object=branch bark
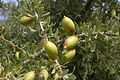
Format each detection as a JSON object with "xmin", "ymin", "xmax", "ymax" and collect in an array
[{"xmin": 0, "ymin": 36, "xmax": 23, "ymax": 51}]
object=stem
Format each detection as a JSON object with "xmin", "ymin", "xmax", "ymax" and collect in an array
[
  {"xmin": 78, "ymin": 32, "xmax": 118, "ymax": 37},
  {"xmin": 22, "ymin": 48, "xmax": 44, "ymax": 66},
  {"xmin": 55, "ymin": 59, "xmax": 65, "ymax": 80},
  {"xmin": 0, "ymin": 36, "xmax": 23, "ymax": 51}
]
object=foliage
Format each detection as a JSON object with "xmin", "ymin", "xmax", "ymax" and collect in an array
[{"xmin": 0, "ymin": 0, "xmax": 120, "ymax": 80}]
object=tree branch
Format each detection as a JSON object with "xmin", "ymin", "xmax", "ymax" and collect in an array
[
  {"xmin": 0, "ymin": 36, "xmax": 23, "ymax": 51},
  {"xmin": 78, "ymin": 32, "xmax": 119, "ymax": 37}
]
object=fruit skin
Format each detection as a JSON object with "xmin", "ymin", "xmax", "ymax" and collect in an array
[
  {"xmin": 111, "ymin": 9, "xmax": 116, "ymax": 18},
  {"xmin": 24, "ymin": 71, "xmax": 35, "ymax": 80},
  {"xmin": 62, "ymin": 16, "xmax": 75, "ymax": 35},
  {"xmin": 61, "ymin": 49, "xmax": 76, "ymax": 64},
  {"xmin": 39, "ymin": 69, "xmax": 48, "ymax": 80},
  {"xmin": 44, "ymin": 41, "xmax": 58, "ymax": 60},
  {"xmin": 20, "ymin": 15, "xmax": 35, "ymax": 25},
  {"xmin": 64, "ymin": 36, "xmax": 78, "ymax": 49}
]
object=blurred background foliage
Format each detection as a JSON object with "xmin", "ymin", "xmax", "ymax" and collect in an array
[{"xmin": 0, "ymin": 0, "xmax": 120, "ymax": 80}]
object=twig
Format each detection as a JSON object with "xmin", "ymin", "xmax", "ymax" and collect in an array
[
  {"xmin": 22, "ymin": 48, "xmax": 44, "ymax": 66},
  {"xmin": 40, "ymin": 21, "xmax": 48, "ymax": 41},
  {"xmin": 96, "ymin": 0, "xmax": 107, "ymax": 10},
  {"xmin": 78, "ymin": 32, "xmax": 119, "ymax": 37},
  {"xmin": 0, "ymin": 36, "xmax": 23, "ymax": 51},
  {"xmin": 55, "ymin": 59, "xmax": 65, "ymax": 80}
]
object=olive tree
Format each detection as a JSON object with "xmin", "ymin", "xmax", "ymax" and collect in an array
[{"xmin": 0, "ymin": 0, "xmax": 120, "ymax": 80}]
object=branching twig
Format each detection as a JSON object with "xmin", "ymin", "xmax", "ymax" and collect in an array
[
  {"xmin": 96, "ymin": 0, "xmax": 107, "ymax": 10},
  {"xmin": 22, "ymin": 48, "xmax": 44, "ymax": 66},
  {"xmin": 78, "ymin": 32, "xmax": 119, "ymax": 37},
  {"xmin": 0, "ymin": 36, "xmax": 23, "ymax": 51}
]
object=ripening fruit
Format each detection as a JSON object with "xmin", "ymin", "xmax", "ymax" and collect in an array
[
  {"xmin": 20, "ymin": 15, "xmax": 35, "ymax": 25},
  {"xmin": 24, "ymin": 71, "xmax": 35, "ymax": 80},
  {"xmin": 111, "ymin": 9, "xmax": 116, "ymax": 18},
  {"xmin": 44, "ymin": 41, "xmax": 58, "ymax": 60},
  {"xmin": 61, "ymin": 49, "xmax": 76, "ymax": 64},
  {"xmin": 64, "ymin": 36, "xmax": 78, "ymax": 49},
  {"xmin": 39, "ymin": 69, "xmax": 48, "ymax": 80},
  {"xmin": 62, "ymin": 16, "xmax": 75, "ymax": 35}
]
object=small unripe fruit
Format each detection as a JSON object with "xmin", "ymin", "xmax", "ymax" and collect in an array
[
  {"xmin": 20, "ymin": 15, "xmax": 35, "ymax": 25},
  {"xmin": 24, "ymin": 71, "xmax": 35, "ymax": 80},
  {"xmin": 15, "ymin": 52, "xmax": 19, "ymax": 60},
  {"xmin": 111, "ymin": 9, "xmax": 116, "ymax": 18},
  {"xmin": 39, "ymin": 69, "xmax": 48, "ymax": 80},
  {"xmin": 0, "ymin": 67, "xmax": 2, "ymax": 75},
  {"xmin": 61, "ymin": 49, "xmax": 76, "ymax": 64},
  {"xmin": 64, "ymin": 36, "xmax": 78, "ymax": 49},
  {"xmin": 105, "ymin": 10, "xmax": 108, "ymax": 14},
  {"xmin": 44, "ymin": 41, "xmax": 58, "ymax": 60},
  {"xmin": 62, "ymin": 16, "xmax": 75, "ymax": 35}
]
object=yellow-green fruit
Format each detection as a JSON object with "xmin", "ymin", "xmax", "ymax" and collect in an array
[
  {"xmin": 61, "ymin": 49, "xmax": 76, "ymax": 64},
  {"xmin": 62, "ymin": 16, "xmax": 75, "ymax": 35},
  {"xmin": 39, "ymin": 69, "xmax": 48, "ymax": 80},
  {"xmin": 20, "ymin": 16, "xmax": 35, "ymax": 25},
  {"xmin": 53, "ymin": 73, "xmax": 59, "ymax": 80},
  {"xmin": 44, "ymin": 41, "xmax": 58, "ymax": 60},
  {"xmin": 24, "ymin": 71, "xmax": 35, "ymax": 80},
  {"xmin": 64, "ymin": 36, "xmax": 78, "ymax": 49},
  {"xmin": 111, "ymin": 9, "xmax": 116, "ymax": 18},
  {"xmin": 0, "ymin": 67, "xmax": 2, "ymax": 75},
  {"xmin": 15, "ymin": 52, "xmax": 19, "ymax": 60},
  {"xmin": 105, "ymin": 10, "xmax": 108, "ymax": 14}
]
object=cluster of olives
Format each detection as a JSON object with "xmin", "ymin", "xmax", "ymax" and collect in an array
[
  {"xmin": 20, "ymin": 15, "xmax": 78, "ymax": 79},
  {"xmin": 105, "ymin": 9, "xmax": 116, "ymax": 18},
  {"xmin": 45, "ymin": 16, "xmax": 78, "ymax": 64},
  {"xmin": 20, "ymin": 14, "xmax": 36, "ymax": 25},
  {"xmin": 24, "ymin": 69, "xmax": 48, "ymax": 80}
]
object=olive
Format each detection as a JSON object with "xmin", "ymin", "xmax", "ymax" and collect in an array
[
  {"xmin": 44, "ymin": 41, "xmax": 58, "ymax": 60},
  {"xmin": 24, "ymin": 71, "xmax": 35, "ymax": 80},
  {"xmin": 15, "ymin": 52, "xmax": 19, "ymax": 60},
  {"xmin": 61, "ymin": 49, "xmax": 76, "ymax": 64},
  {"xmin": 39, "ymin": 69, "xmax": 48, "ymax": 80},
  {"xmin": 111, "ymin": 9, "xmax": 116, "ymax": 18},
  {"xmin": 62, "ymin": 16, "xmax": 75, "ymax": 35},
  {"xmin": 20, "ymin": 15, "xmax": 35, "ymax": 25},
  {"xmin": 64, "ymin": 36, "xmax": 78, "ymax": 49}
]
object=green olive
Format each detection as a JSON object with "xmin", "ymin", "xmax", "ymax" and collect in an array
[
  {"xmin": 24, "ymin": 71, "xmax": 35, "ymax": 80},
  {"xmin": 20, "ymin": 15, "xmax": 35, "ymax": 25},
  {"xmin": 61, "ymin": 49, "xmax": 76, "ymax": 64},
  {"xmin": 62, "ymin": 16, "xmax": 75, "ymax": 35},
  {"xmin": 39, "ymin": 69, "xmax": 48, "ymax": 80},
  {"xmin": 64, "ymin": 36, "xmax": 78, "ymax": 49},
  {"xmin": 111, "ymin": 9, "xmax": 116, "ymax": 18},
  {"xmin": 44, "ymin": 41, "xmax": 58, "ymax": 60}
]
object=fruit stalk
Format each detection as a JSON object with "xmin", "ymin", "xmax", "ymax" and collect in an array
[{"xmin": 55, "ymin": 59, "xmax": 65, "ymax": 80}]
